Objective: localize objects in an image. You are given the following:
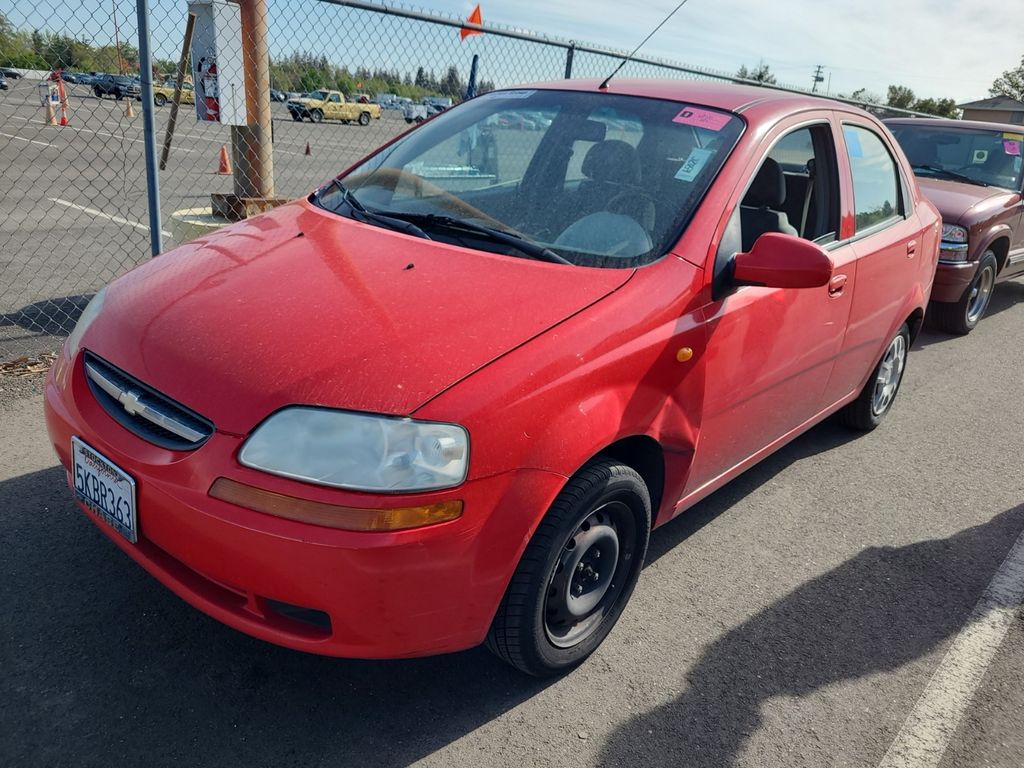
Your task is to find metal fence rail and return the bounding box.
[0,0,934,362]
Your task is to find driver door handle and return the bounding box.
[828,274,848,297]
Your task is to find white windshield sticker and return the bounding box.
[675,148,714,182]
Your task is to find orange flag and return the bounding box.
[460,4,483,40]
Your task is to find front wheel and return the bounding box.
[290,110,302,122]
[931,251,998,335]
[93,86,102,98]
[358,111,370,126]
[839,323,910,431]
[154,93,167,107]
[486,459,651,676]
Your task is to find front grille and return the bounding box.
[83,352,214,451]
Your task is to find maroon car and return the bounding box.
[886,118,1024,333]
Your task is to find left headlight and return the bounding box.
[239,407,469,493]
[65,287,107,359]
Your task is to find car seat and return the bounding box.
[739,158,798,251]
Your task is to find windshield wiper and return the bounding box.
[368,211,572,265]
[317,179,432,240]
[912,165,988,187]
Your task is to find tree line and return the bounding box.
[0,14,493,101]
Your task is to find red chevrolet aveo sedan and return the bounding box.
[45,80,939,675]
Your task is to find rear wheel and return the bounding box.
[358,111,371,126]
[310,109,323,123]
[290,110,302,122]
[839,323,910,431]
[93,86,102,98]
[931,251,998,335]
[154,93,167,107]
[486,459,651,676]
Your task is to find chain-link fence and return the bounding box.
[0,0,932,363]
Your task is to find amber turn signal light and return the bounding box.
[209,477,463,532]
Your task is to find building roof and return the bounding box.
[956,96,1024,110]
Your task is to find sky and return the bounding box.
[4,0,1019,103]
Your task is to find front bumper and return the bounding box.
[930,259,978,304]
[44,351,566,658]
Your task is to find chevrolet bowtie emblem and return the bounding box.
[118,388,144,417]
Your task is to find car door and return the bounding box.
[823,120,928,401]
[684,115,858,493]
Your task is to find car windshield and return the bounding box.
[315,89,744,268]
[889,124,1023,191]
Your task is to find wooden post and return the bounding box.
[159,13,196,171]
[231,0,274,199]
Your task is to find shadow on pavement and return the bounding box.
[598,503,1024,767]
[0,465,555,768]
[0,293,90,337]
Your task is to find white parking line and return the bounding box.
[0,130,51,147]
[49,198,172,238]
[877,527,1024,768]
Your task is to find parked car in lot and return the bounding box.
[269,88,287,102]
[148,80,195,107]
[886,118,1024,333]
[287,89,381,124]
[0,73,8,91]
[46,80,939,676]
[0,66,23,79]
[93,74,138,100]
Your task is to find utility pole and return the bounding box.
[811,64,824,93]
[112,0,124,74]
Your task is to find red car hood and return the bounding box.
[915,177,1010,222]
[87,201,633,434]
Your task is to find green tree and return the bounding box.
[736,62,777,85]
[439,65,463,98]
[886,84,916,109]
[912,97,959,118]
[989,54,1024,101]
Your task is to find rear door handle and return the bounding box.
[828,274,847,297]
[907,240,917,258]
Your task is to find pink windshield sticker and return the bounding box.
[1004,139,1021,156]
[672,107,731,131]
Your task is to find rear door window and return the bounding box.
[843,125,903,232]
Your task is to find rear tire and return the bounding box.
[310,109,323,123]
[931,251,998,335]
[486,459,651,676]
[93,86,102,98]
[839,323,910,431]
[154,93,167,107]
[358,111,370,126]
[290,111,301,122]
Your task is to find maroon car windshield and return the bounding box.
[319,89,744,268]
[890,124,1023,191]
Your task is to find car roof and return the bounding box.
[884,116,1024,133]
[517,78,864,120]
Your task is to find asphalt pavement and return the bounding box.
[1,276,1022,766]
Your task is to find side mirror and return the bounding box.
[732,232,833,289]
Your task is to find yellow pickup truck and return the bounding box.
[286,90,382,125]
[150,80,195,107]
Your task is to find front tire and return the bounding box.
[154,93,167,107]
[931,251,998,335]
[839,323,910,431]
[486,459,651,676]
[290,110,302,122]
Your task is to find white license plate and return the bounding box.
[72,437,138,544]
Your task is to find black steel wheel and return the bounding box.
[154,93,167,107]
[358,111,371,126]
[310,109,324,123]
[486,459,651,676]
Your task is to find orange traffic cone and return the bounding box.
[125,98,135,118]
[304,141,311,156]
[217,144,232,175]
[56,81,69,125]
[59,104,69,126]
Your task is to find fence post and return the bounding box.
[564,43,575,79]
[136,0,163,256]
